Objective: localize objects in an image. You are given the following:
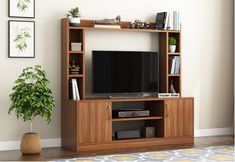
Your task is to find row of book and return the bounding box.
[70,79,80,100]
[169,56,180,74]
[156,11,180,30]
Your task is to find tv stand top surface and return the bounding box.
[71,97,193,103]
[108,93,154,99]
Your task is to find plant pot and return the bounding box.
[20,132,41,155]
[169,45,176,53]
[69,17,80,26]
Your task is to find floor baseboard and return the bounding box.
[0,138,61,151]
[195,127,233,137]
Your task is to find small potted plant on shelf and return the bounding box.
[66,7,81,26]
[8,65,55,155]
[169,36,177,53]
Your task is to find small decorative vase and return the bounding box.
[20,132,41,155]
[69,17,80,26]
[169,45,176,53]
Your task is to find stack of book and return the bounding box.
[70,79,80,100]
[94,19,121,29]
[169,56,180,74]
[156,11,180,30]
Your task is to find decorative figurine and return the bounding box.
[69,60,80,74]
[116,15,121,24]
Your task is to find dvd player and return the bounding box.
[113,109,150,118]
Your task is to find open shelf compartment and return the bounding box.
[112,101,164,141]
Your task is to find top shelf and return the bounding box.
[69,26,180,33]
[63,18,181,34]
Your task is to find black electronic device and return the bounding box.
[112,109,150,118]
[92,51,159,95]
[155,12,168,30]
[115,130,141,139]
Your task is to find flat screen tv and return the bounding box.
[92,51,159,94]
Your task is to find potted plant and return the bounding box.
[169,37,177,53]
[9,65,55,155]
[66,7,81,26]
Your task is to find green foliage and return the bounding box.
[9,65,55,123]
[169,37,177,45]
[66,7,81,18]
[14,27,31,52]
[17,0,31,12]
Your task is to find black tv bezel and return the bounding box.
[91,50,160,96]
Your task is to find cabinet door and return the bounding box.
[165,99,193,138]
[78,102,112,144]
[181,99,194,136]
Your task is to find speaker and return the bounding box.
[143,127,155,138]
[115,130,140,139]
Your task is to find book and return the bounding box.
[166,11,180,30]
[71,79,80,100]
[94,24,121,29]
[71,79,76,100]
[170,57,176,74]
[169,56,180,74]
[73,79,80,100]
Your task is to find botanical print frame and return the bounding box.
[9,20,35,58]
[9,0,35,18]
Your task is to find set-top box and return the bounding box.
[112,109,150,118]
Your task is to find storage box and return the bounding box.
[71,42,82,51]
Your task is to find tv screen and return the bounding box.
[92,51,159,94]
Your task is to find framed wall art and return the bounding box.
[9,0,35,18]
[8,20,35,58]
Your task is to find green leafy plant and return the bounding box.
[66,7,81,18]
[17,0,31,12]
[14,27,31,52]
[169,37,177,45]
[9,65,55,132]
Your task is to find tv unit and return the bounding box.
[92,51,159,96]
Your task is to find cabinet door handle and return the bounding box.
[107,104,112,120]
[165,103,169,118]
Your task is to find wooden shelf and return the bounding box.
[112,116,163,122]
[168,74,180,77]
[168,52,180,55]
[69,74,83,78]
[69,51,84,54]
[69,26,180,33]
[112,137,164,143]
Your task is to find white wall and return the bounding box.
[0,0,233,145]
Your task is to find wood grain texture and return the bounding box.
[79,137,194,151]
[61,100,78,151]
[78,102,112,144]
[165,98,194,138]
[181,99,194,136]
[159,33,168,92]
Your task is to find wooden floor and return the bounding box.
[0,136,233,161]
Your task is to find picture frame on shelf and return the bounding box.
[8,20,35,58]
[9,0,35,18]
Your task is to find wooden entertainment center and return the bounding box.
[61,18,194,153]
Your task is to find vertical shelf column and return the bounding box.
[167,32,181,94]
[62,18,86,100]
[68,28,85,99]
[159,32,168,93]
